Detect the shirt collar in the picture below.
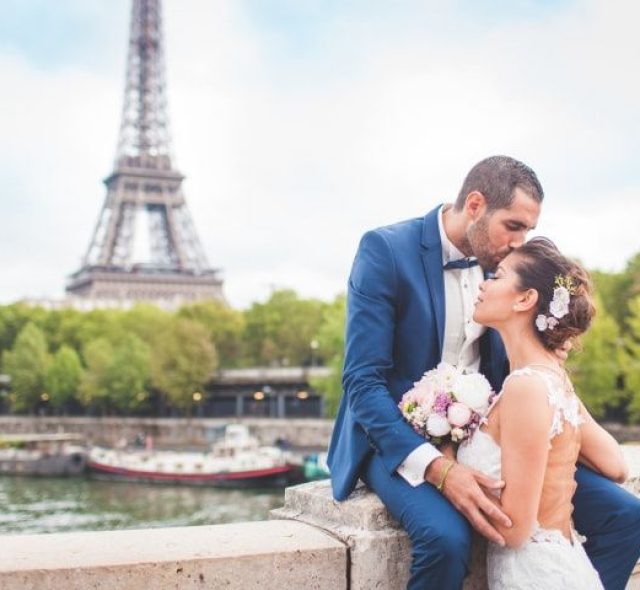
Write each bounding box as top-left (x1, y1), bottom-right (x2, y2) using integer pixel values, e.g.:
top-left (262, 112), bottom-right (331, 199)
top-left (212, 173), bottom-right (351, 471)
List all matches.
top-left (437, 205), bottom-right (473, 265)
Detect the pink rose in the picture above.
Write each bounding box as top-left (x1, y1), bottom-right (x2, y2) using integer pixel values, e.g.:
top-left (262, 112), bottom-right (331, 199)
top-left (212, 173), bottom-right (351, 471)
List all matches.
top-left (447, 402), bottom-right (472, 427)
top-left (409, 380), bottom-right (435, 410)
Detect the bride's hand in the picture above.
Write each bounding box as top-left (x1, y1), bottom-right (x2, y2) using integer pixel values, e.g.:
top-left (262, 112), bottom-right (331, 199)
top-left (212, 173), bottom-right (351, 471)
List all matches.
top-left (425, 458), bottom-right (511, 546)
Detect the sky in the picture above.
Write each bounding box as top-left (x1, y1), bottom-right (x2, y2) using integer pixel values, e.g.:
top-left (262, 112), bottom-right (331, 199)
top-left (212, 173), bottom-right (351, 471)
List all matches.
top-left (1, 0), bottom-right (639, 309)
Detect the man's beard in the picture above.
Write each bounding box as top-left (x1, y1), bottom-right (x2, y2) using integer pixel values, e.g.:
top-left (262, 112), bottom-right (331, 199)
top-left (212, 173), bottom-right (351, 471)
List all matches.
top-left (466, 215), bottom-right (503, 271)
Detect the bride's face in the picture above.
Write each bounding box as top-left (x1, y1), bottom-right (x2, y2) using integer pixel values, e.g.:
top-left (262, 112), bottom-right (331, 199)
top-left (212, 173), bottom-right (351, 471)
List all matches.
top-left (473, 253), bottom-right (526, 328)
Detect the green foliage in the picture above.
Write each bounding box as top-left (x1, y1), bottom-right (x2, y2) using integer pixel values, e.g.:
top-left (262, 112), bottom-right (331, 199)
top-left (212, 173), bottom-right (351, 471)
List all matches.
top-left (177, 300), bottom-right (245, 367)
top-left (244, 289), bottom-right (326, 366)
top-left (78, 336), bottom-right (150, 413)
top-left (0, 303), bottom-right (43, 355)
top-left (78, 338), bottom-right (114, 410)
top-left (309, 294), bottom-right (346, 418)
top-left (2, 322), bottom-right (51, 412)
top-left (45, 345), bottom-right (83, 409)
top-left (568, 295), bottom-right (623, 418)
top-left (623, 296), bottom-right (640, 421)
top-left (104, 335), bottom-right (151, 413)
top-left (150, 318), bottom-right (218, 411)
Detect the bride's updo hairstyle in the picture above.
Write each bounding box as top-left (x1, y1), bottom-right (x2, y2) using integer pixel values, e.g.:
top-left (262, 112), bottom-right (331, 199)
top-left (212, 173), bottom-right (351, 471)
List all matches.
top-left (513, 237), bottom-right (595, 350)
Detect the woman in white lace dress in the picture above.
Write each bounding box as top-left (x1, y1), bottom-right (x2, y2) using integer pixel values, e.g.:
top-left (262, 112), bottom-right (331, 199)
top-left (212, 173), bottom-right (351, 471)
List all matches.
top-left (456, 237), bottom-right (628, 590)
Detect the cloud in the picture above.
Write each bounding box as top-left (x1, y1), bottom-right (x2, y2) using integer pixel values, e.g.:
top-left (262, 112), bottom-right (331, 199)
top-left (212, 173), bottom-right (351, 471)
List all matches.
top-left (1, 0), bottom-right (638, 309)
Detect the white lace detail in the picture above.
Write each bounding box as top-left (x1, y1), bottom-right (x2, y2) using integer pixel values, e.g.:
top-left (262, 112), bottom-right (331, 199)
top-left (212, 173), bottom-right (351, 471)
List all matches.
top-left (457, 366), bottom-right (603, 589)
top-left (503, 367), bottom-right (585, 439)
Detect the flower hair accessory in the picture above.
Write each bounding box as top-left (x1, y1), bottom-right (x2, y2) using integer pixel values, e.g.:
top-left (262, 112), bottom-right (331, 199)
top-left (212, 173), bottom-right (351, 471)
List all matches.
top-left (535, 275), bottom-right (577, 332)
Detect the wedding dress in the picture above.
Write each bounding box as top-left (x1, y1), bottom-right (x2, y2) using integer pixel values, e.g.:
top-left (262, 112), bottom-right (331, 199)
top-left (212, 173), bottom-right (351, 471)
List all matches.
top-left (456, 366), bottom-right (604, 589)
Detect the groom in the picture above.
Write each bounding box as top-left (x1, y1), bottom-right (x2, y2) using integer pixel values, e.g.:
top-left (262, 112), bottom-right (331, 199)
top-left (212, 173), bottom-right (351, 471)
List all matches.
top-left (327, 155), bottom-right (640, 590)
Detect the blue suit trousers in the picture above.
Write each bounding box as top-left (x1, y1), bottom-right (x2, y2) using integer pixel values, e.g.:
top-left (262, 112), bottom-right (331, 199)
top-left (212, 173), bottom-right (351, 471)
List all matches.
top-left (573, 465), bottom-right (640, 590)
top-left (363, 452), bottom-right (472, 590)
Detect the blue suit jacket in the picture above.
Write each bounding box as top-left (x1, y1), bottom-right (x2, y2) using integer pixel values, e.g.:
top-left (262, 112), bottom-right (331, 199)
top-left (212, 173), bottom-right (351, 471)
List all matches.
top-left (327, 205), bottom-right (508, 501)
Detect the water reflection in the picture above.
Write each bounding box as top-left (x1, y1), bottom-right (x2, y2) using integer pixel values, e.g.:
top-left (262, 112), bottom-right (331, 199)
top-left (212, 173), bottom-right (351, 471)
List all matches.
top-left (0, 476), bottom-right (284, 535)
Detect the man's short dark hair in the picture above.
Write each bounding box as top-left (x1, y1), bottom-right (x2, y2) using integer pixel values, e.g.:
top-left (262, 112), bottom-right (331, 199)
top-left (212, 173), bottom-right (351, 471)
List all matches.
top-left (454, 155), bottom-right (544, 211)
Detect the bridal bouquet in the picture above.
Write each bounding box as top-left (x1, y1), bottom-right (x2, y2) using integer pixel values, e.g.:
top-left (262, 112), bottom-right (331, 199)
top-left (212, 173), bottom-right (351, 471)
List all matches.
top-left (398, 362), bottom-right (495, 444)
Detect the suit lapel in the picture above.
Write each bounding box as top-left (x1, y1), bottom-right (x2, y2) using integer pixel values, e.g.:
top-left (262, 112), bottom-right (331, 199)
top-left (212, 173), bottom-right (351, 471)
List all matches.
top-left (420, 206), bottom-right (445, 357)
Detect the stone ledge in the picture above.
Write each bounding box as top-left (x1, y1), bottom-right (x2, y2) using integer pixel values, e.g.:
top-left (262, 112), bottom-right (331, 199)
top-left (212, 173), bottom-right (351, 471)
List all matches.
top-left (0, 520), bottom-right (347, 590)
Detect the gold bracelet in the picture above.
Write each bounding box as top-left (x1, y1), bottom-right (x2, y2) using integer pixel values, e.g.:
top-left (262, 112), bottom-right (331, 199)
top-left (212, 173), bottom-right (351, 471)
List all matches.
top-left (436, 459), bottom-right (455, 493)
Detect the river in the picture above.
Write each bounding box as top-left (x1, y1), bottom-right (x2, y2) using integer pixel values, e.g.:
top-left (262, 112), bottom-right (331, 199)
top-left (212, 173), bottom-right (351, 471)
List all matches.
top-left (0, 476), bottom-right (284, 535)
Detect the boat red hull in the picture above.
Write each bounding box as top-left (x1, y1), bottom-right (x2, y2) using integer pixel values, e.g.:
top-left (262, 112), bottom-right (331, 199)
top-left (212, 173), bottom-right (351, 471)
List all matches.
top-left (87, 460), bottom-right (302, 488)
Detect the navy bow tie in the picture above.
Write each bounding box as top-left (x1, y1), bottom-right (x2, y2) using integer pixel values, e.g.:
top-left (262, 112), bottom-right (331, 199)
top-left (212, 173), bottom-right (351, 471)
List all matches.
top-left (443, 258), bottom-right (479, 270)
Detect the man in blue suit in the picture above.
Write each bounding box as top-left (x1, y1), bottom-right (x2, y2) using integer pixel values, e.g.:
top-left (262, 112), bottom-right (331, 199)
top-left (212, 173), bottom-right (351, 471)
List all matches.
top-left (327, 155), bottom-right (640, 590)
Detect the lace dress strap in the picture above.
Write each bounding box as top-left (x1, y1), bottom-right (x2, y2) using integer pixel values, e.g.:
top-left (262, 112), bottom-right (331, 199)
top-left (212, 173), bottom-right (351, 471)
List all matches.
top-left (502, 366), bottom-right (584, 438)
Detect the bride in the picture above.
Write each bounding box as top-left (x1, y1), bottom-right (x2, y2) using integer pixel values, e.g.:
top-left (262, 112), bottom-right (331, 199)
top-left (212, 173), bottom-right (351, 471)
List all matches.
top-left (456, 237), bottom-right (628, 589)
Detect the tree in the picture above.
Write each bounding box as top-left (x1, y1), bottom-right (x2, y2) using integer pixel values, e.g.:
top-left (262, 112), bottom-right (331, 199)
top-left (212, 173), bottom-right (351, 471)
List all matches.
top-left (623, 295), bottom-right (640, 422)
top-left (568, 295), bottom-right (623, 418)
top-left (0, 303), bottom-right (46, 354)
top-left (78, 338), bottom-right (114, 411)
top-left (104, 335), bottom-right (151, 413)
top-left (150, 319), bottom-right (217, 412)
top-left (79, 336), bottom-right (151, 414)
top-left (244, 289), bottom-right (326, 366)
top-left (309, 294), bottom-right (346, 417)
top-left (45, 345), bottom-right (83, 410)
top-left (2, 322), bottom-right (51, 412)
top-left (177, 300), bottom-right (245, 367)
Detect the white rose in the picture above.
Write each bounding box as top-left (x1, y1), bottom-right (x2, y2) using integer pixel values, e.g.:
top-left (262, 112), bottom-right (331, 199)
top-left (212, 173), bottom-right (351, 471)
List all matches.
top-left (554, 286), bottom-right (570, 305)
top-left (549, 298), bottom-right (569, 319)
top-left (535, 314), bottom-right (548, 331)
top-left (447, 402), bottom-right (472, 427)
top-left (426, 414), bottom-right (451, 437)
top-left (453, 373), bottom-right (492, 412)
top-left (435, 362), bottom-right (459, 381)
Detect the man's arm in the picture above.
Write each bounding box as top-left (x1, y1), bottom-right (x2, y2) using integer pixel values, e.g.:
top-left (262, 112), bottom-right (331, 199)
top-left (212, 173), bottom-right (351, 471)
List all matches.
top-left (345, 229), bottom-right (511, 544)
top-left (343, 229), bottom-right (430, 473)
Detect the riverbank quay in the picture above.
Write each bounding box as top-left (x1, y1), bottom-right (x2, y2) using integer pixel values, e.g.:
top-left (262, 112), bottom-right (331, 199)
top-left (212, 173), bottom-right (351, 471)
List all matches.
top-left (2, 445), bottom-right (640, 589)
top-left (0, 416), bottom-right (334, 450)
top-left (3, 415), bottom-right (640, 451)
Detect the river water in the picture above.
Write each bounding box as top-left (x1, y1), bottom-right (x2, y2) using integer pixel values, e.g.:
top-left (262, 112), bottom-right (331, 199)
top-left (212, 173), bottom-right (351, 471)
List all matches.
top-left (0, 476), bottom-right (284, 535)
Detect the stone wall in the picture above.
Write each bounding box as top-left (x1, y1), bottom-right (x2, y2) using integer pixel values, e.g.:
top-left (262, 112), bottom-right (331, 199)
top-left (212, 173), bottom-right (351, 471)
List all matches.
top-left (0, 521), bottom-right (346, 590)
top-left (0, 416), bottom-right (334, 449)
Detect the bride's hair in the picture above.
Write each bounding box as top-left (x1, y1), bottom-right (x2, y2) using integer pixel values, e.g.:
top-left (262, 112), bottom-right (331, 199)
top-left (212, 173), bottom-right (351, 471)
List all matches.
top-left (513, 237), bottom-right (595, 350)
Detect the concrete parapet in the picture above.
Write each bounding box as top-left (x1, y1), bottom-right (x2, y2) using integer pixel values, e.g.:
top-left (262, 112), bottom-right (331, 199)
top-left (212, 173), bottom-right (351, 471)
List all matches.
top-left (0, 520), bottom-right (347, 590)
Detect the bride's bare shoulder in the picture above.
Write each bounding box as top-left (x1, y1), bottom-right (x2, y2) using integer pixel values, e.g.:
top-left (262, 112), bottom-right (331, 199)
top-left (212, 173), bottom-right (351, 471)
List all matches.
top-left (499, 374), bottom-right (555, 432)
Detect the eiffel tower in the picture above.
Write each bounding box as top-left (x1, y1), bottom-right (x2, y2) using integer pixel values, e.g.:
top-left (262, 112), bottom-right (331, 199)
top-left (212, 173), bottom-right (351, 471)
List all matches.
top-left (66, 0), bottom-right (224, 308)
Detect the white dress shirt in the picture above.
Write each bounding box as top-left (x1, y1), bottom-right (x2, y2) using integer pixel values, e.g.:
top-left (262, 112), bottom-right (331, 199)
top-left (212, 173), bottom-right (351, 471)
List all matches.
top-left (397, 205), bottom-right (487, 486)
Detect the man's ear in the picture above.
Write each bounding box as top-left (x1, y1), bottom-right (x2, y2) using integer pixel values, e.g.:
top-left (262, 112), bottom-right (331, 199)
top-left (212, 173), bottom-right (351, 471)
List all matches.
top-left (464, 191), bottom-right (487, 221)
top-left (514, 288), bottom-right (539, 312)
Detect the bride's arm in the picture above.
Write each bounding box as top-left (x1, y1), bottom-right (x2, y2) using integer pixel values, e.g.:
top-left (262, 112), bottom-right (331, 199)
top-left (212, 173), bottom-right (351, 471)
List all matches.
top-left (578, 401), bottom-right (628, 483)
top-left (491, 375), bottom-right (555, 548)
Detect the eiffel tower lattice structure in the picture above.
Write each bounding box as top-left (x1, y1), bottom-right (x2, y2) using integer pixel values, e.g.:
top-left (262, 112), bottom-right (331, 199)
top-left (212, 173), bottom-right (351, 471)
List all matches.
top-left (66, 0), bottom-right (224, 309)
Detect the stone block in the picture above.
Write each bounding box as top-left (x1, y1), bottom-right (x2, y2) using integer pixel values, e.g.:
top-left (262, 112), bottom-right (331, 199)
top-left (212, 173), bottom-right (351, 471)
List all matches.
top-left (0, 520), bottom-right (346, 590)
top-left (272, 479), bottom-right (488, 589)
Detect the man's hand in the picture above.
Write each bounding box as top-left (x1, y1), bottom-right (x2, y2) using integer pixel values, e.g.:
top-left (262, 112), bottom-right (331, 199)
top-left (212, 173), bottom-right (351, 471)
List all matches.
top-left (425, 457), bottom-right (511, 546)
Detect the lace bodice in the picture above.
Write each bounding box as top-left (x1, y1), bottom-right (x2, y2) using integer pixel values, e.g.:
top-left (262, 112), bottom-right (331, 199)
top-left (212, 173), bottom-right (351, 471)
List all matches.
top-left (456, 366), bottom-right (602, 589)
top-left (457, 366), bottom-right (583, 485)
